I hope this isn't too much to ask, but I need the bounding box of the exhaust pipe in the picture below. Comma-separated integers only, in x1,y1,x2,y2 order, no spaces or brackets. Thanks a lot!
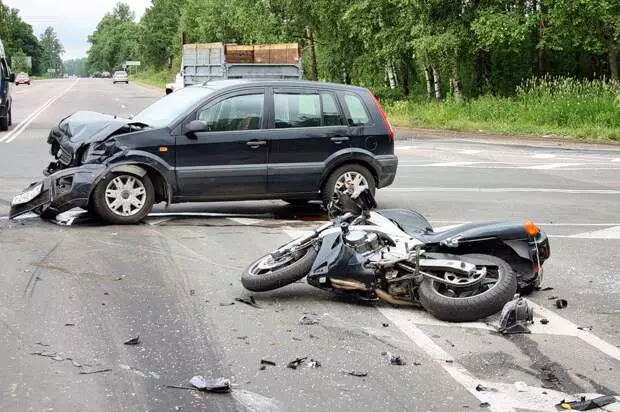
375,289,416,307
330,278,367,291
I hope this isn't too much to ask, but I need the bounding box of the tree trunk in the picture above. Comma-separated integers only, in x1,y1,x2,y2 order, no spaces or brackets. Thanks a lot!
306,26,318,81
452,62,464,103
424,67,433,100
432,66,442,100
387,64,397,89
609,46,619,81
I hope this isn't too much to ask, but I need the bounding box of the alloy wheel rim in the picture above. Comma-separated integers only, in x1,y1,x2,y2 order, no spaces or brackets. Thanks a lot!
105,175,146,217
334,171,369,193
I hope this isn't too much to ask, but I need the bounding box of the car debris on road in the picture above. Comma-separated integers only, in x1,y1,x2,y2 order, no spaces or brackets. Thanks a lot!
189,375,231,393
497,294,534,334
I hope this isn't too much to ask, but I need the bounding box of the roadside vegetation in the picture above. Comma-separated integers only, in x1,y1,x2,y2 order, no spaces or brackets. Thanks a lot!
385,77,620,140
128,69,170,89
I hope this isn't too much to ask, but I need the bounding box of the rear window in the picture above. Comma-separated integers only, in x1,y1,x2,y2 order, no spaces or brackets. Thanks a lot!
343,94,370,126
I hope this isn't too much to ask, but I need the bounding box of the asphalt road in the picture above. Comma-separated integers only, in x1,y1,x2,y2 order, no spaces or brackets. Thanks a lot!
0,79,619,412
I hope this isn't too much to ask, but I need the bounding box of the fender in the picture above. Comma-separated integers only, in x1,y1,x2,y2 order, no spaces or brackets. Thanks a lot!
320,147,381,187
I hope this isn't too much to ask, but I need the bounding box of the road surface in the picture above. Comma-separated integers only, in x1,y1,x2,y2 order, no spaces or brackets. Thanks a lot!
1,79,619,412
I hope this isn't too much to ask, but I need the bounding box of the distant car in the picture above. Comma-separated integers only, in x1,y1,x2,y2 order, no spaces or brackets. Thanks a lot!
102,71,111,78
112,71,128,84
15,72,30,85
10,79,399,224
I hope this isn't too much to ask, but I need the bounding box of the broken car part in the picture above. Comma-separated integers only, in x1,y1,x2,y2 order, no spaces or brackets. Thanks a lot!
498,294,533,334
556,395,617,411
189,376,231,393
555,299,568,309
123,336,141,345
287,357,308,370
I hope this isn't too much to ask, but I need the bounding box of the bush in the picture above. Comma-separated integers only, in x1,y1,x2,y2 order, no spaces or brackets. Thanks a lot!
385,76,620,140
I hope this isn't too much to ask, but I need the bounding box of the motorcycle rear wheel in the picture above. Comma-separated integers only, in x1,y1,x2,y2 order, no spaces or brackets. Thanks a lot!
418,254,517,322
241,246,318,292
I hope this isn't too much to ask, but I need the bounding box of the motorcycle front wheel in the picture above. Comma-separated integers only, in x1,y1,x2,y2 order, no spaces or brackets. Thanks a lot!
418,254,517,322
241,246,318,292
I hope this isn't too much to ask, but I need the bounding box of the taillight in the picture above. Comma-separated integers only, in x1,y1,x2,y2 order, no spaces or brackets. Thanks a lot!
369,92,394,141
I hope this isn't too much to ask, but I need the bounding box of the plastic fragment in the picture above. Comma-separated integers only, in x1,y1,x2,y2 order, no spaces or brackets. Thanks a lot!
79,368,112,375
577,326,592,331
189,376,231,393
64,323,75,326
556,395,616,411
299,315,319,325
498,294,533,334
390,355,406,366
235,296,260,308
538,286,554,291
342,370,368,377
287,357,308,369
514,381,528,392
555,299,568,309
382,323,389,327
307,359,321,368
219,302,235,306
260,360,276,366
541,318,549,325
480,402,491,408
124,336,141,345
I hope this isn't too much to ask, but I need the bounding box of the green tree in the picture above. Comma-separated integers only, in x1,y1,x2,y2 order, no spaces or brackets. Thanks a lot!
39,26,64,75
64,57,88,77
139,0,187,68
87,2,140,72
11,50,30,73
0,1,42,74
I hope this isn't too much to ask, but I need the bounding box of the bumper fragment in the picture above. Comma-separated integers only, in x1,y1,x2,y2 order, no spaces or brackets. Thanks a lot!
376,155,398,188
9,165,105,219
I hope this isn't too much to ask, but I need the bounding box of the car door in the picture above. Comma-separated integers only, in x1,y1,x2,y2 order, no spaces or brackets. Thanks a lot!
267,87,350,195
175,88,269,200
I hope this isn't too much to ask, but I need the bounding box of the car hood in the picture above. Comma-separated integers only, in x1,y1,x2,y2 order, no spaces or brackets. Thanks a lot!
56,110,138,145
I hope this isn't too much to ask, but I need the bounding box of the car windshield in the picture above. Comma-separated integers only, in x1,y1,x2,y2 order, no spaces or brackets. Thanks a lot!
114,71,126,76
132,86,217,128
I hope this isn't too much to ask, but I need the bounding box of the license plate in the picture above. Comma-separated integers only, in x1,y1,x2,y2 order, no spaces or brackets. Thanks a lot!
11,183,43,206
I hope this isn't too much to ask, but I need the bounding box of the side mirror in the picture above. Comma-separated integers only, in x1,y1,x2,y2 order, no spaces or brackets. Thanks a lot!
9,73,15,82
185,120,208,137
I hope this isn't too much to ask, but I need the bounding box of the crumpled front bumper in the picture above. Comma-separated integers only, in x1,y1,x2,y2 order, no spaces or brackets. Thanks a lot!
9,164,106,219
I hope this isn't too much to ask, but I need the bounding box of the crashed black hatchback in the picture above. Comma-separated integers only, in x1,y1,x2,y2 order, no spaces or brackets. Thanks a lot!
9,79,398,224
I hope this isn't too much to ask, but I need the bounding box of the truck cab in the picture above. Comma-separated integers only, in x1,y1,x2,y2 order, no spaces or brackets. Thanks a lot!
0,38,15,131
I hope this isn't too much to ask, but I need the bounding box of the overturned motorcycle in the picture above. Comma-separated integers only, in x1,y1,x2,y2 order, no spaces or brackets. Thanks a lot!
242,188,550,322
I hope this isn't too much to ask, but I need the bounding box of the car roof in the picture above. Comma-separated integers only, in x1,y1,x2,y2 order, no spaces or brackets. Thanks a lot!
195,79,369,93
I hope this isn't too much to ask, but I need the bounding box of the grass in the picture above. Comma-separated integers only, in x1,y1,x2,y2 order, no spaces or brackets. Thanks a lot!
385,77,620,141
128,69,173,90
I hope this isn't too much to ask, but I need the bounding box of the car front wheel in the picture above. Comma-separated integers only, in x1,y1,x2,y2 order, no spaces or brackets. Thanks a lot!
92,173,154,224
322,164,376,206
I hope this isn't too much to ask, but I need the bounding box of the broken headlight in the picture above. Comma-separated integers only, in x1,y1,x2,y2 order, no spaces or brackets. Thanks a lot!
11,183,43,206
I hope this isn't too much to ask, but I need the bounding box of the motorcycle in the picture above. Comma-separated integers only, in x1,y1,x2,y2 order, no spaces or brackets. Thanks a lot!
241,187,550,322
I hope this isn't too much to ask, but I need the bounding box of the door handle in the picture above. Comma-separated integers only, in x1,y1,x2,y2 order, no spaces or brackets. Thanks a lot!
330,136,350,144
247,140,267,148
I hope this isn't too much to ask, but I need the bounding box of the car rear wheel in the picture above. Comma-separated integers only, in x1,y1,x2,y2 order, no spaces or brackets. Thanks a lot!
7,106,11,126
0,113,7,131
322,164,375,206
92,173,154,224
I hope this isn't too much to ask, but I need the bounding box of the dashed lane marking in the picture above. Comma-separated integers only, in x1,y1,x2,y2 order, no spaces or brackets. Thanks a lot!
532,153,556,159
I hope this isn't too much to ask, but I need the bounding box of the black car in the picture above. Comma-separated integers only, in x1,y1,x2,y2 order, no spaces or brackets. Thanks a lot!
10,79,398,224
0,42,14,132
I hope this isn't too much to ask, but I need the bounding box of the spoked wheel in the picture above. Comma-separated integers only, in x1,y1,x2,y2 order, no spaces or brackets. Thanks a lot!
418,254,517,322
322,164,375,206
241,246,318,292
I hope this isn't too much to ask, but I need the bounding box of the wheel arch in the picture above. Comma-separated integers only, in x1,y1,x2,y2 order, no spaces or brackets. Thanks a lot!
88,163,171,206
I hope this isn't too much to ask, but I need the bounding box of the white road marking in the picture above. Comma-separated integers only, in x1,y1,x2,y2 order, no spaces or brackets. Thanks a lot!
612,158,620,162
395,145,418,151
532,153,556,159
522,163,585,169
2,79,79,143
461,149,482,154
384,187,620,194
568,225,620,239
424,161,487,167
228,217,264,225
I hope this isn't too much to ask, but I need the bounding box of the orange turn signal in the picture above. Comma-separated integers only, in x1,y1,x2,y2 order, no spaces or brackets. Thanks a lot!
159,146,169,153
524,220,540,237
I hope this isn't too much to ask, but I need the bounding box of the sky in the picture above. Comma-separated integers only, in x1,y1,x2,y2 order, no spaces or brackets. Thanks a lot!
4,0,152,60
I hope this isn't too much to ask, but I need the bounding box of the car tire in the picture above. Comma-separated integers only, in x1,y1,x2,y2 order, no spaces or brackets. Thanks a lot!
322,164,376,206
0,113,8,132
92,172,155,225
7,106,11,126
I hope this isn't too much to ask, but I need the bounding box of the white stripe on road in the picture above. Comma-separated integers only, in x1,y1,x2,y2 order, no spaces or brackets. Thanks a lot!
384,187,620,194
612,158,620,162
1,79,79,143
532,153,556,159
567,225,620,239
461,149,482,154
522,163,585,169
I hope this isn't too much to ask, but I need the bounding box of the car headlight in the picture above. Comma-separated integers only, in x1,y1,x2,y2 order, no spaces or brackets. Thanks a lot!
11,183,43,206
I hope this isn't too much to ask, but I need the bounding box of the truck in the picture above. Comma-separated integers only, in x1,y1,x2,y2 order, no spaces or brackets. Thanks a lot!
165,42,302,94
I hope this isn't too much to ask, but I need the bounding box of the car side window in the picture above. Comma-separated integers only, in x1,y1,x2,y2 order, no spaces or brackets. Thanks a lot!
321,93,345,126
197,93,264,131
343,94,370,126
274,93,321,128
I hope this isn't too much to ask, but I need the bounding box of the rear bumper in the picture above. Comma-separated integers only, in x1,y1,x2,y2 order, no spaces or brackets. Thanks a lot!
9,165,104,219
376,155,398,188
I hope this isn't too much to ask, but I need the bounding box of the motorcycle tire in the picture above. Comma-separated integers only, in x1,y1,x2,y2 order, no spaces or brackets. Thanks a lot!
241,246,318,292
418,254,517,322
